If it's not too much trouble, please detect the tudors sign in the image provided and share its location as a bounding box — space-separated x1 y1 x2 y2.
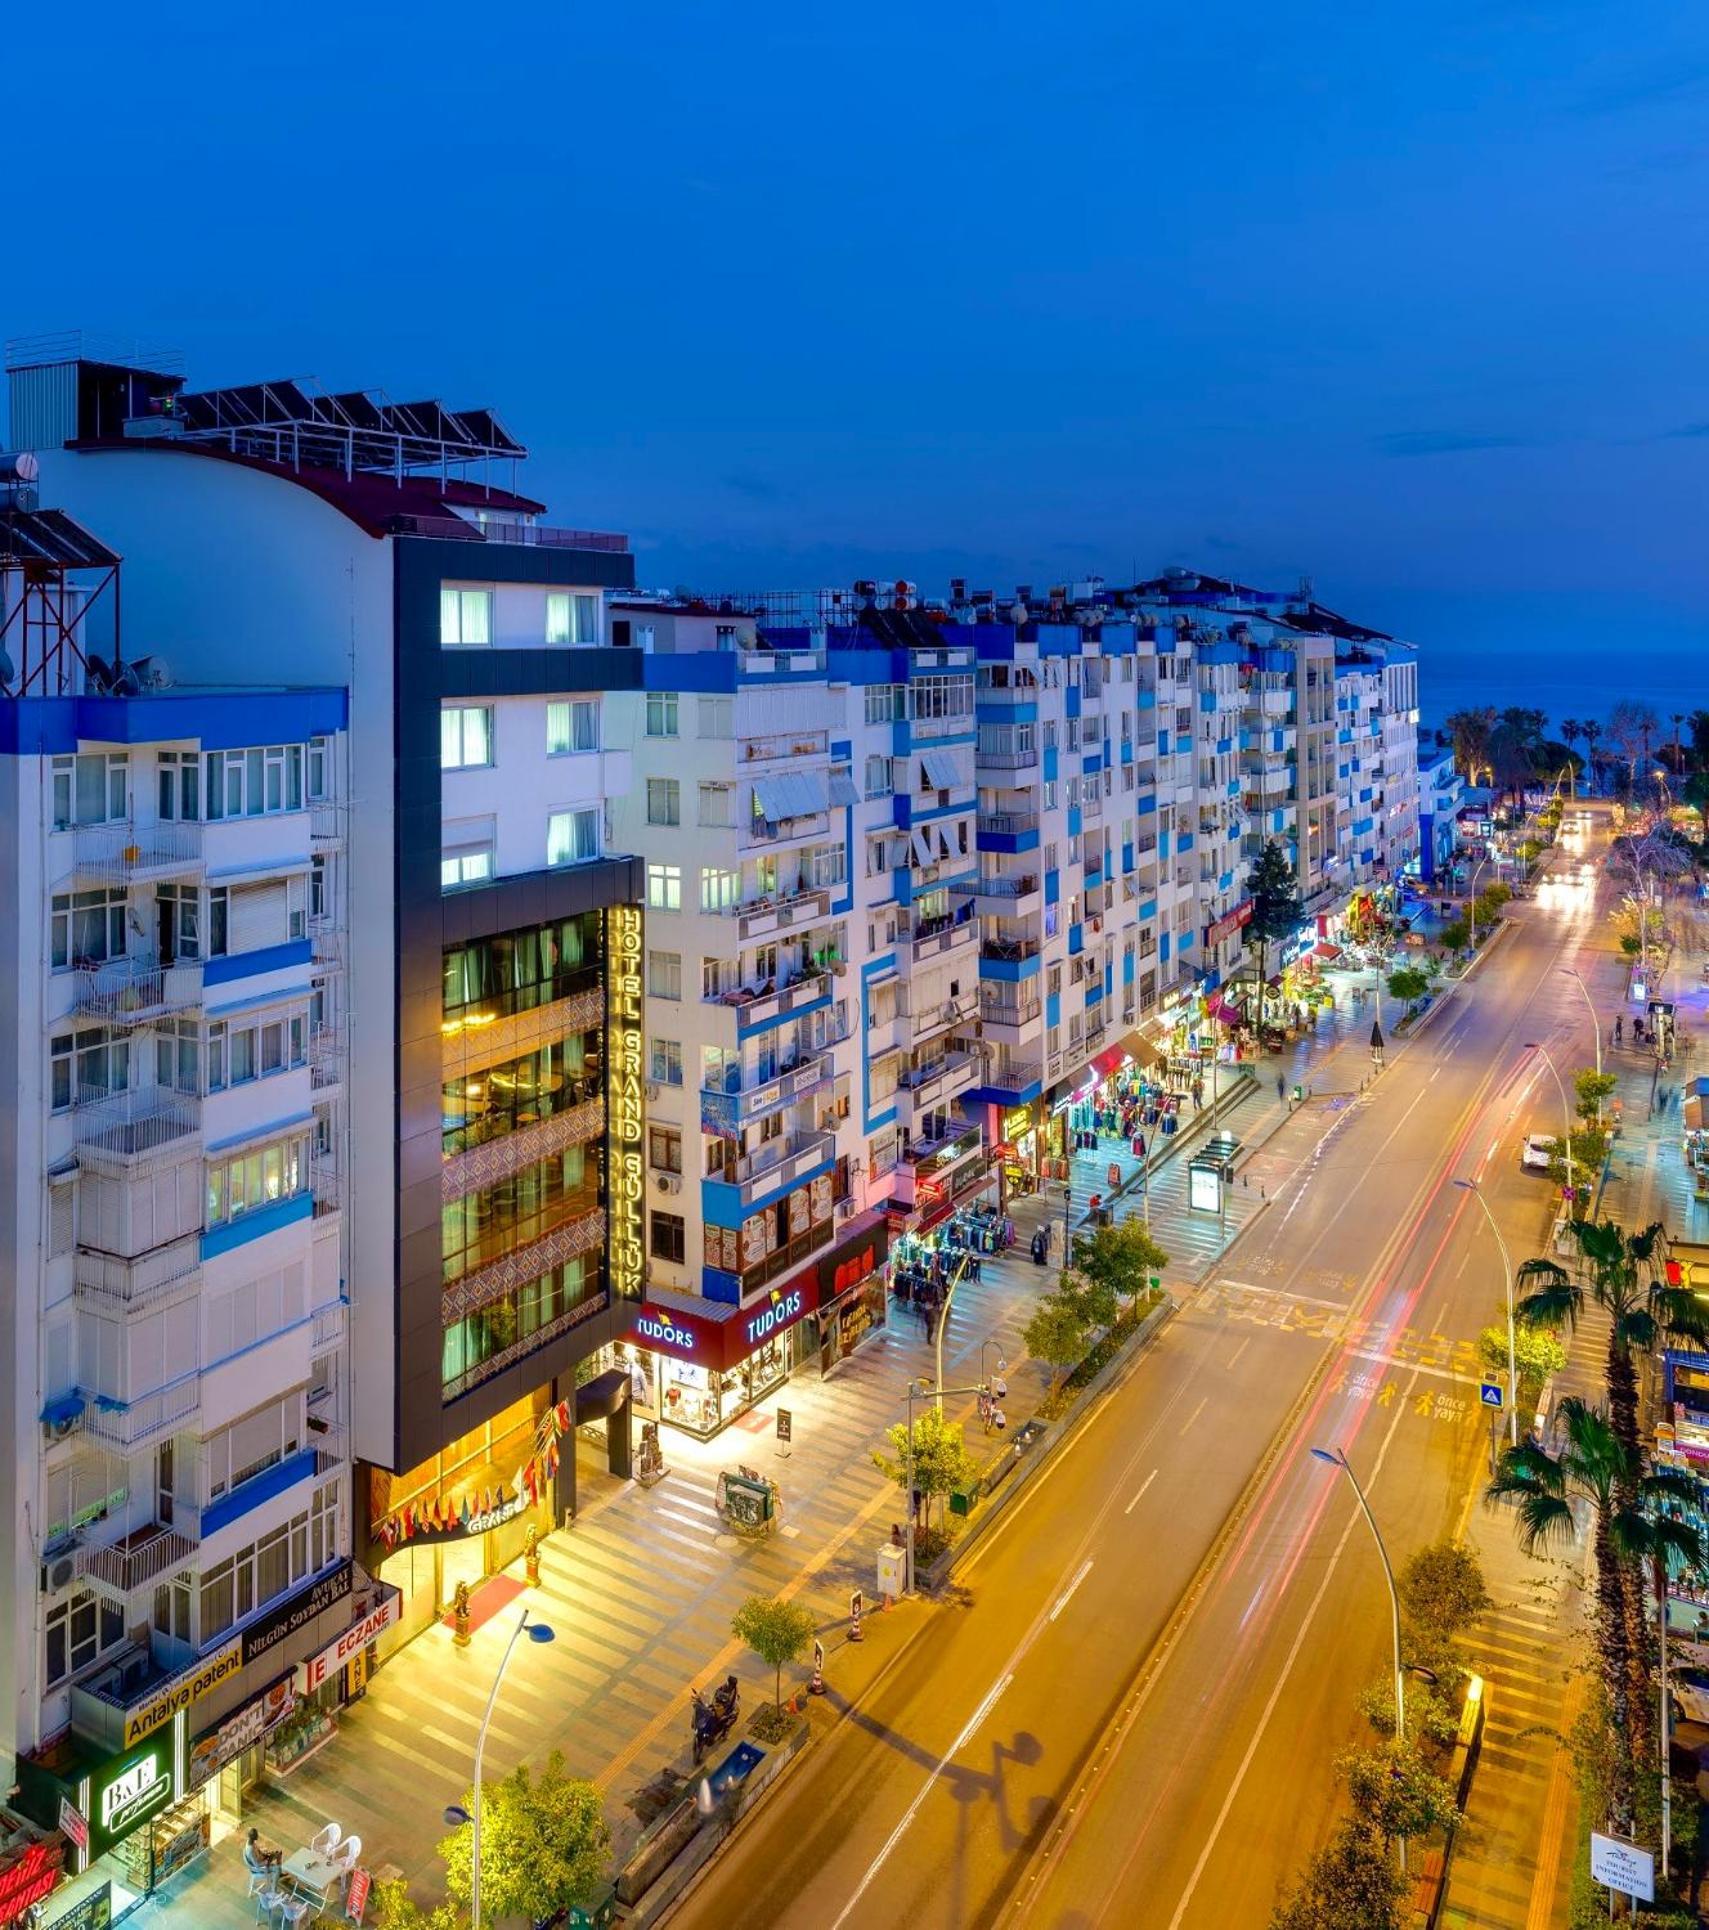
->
241 1560 353 1667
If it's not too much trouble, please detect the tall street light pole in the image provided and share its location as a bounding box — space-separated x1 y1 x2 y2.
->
1524 1040 1576 1214
902 1376 989 1596
1466 856 1490 948
1310 1444 1407 1874
1558 966 1603 1090
444 1608 557 1930
935 1251 972 1415
1454 1178 1518 1448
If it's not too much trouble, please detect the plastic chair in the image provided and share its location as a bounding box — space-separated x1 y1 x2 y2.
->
333 1833 362 1872
278 1897 314 1929
252 1882 285 1924
309 1822 341 1857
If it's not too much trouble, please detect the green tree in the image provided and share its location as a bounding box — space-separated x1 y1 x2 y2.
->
1478 1322 1566 1390
1439 916 1469 951
1337 1739 1463 1845
1398 1540 1490 1643
730 1595 818 1713
1270 1817 1405 1930
1069 1217 1170 1316
1574 1068 1616 1123
1022 1287 1094 1389
1385 964 1431 1011
1444 706 1496 786
1242 839 1304 996
874 1403 982 1532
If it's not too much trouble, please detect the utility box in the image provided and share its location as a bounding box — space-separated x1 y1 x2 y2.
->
948 1483 981 1518
876 1543 905 1601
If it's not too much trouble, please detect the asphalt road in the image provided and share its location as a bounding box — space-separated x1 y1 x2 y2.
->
672 830 1608 1930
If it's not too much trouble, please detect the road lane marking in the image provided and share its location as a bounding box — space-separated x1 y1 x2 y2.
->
1124 1470 1158 1516
1227 1336 1252 1368
1163 1378 1415 1930
1050 1561 1094 1622
1177 1396 1209 1436
831 1672 1014 1930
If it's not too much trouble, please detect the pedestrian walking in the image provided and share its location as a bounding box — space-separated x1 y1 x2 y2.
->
1614 1014 1623 1045
1275 1072 1286 1102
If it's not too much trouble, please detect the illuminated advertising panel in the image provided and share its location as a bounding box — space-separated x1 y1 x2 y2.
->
607 905 646 1304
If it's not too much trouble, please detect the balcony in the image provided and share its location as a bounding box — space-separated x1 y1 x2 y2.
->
965 872 1042 919
73 1087 200 1165
77 1519 200 1594
724 1128 838 1210
911 987 980 1043
980 810 1039 838
74 1236 200 1313
82 1374 200 1452
708 968 835 1032
65 820 204 889
742 811 831 849
892 1048 981 1124
740 729 830 764
310 802 344 845
309 1019 344 1091
976 739 1039 771
979 994 1043 1043
983 1055 1043 1098
702 1046 839 1126
909 914 977 965
311 1156 342 1220
729 884 834 943
71 955 204 1025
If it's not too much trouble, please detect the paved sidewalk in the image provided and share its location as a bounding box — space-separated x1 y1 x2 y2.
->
150 977 1388 1927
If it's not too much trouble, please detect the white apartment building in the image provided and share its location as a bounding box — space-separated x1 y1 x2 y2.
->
1381 656 1422 878
0 478 358 1902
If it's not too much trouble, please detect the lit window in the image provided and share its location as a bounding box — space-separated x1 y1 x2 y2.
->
440 706 493 771
547 809 600 867
646 862 682 910
442 849 493 891
440 587 493 646
700 867 739 912
546 592 600 645
546 700 599 755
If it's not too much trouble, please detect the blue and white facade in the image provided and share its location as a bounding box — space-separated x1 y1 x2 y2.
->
0 616 353 1787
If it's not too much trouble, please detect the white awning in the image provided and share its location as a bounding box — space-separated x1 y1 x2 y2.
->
921 748 971 791
911 826 936 867
829 767 860 808
753 772 829 822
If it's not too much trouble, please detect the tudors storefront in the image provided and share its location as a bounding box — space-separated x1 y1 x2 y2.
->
618 1217 890 1436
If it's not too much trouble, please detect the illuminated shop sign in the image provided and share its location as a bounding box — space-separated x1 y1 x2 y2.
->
607 905 646 1305
121 1634 242 1746
637 1313 696 1352
90 1737 174 1853
743 1288 805 1350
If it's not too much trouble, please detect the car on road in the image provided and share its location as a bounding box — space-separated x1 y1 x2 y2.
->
1521 1132 1555 1172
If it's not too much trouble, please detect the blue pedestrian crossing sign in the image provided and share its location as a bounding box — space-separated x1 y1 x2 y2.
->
1479 1381 1505 1410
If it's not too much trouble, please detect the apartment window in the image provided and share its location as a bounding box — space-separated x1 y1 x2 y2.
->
443 1034 596 1153
1047 1024 1061 1061
44 1590 124 1688
50 889 127 970
199 1481 341 1641
205 1006 306 1092
546 591 600 646
1043 721 1059 752
307 736 330 802
698 782 735 828
648 950 683 1000
206 1398 303 1500
442 848 494 891
649 1126 683 1174
864 755 894 799
647 778 681 827
441 706 494 771
547 808 600 867
157 1017 204 1095
156 751 201 822
865 684 905 724
698 697 734 738
441 587 493 646
207 885 230 956
700 867 739 912
204 746 305 818
646 692 679 738
50 753 129 830
911 675 973 720
650 1212 686 1264
51 1027 131 1110
546 699 599 755
205 1132 309 1228
650 1038 683 1086
646 862 682 910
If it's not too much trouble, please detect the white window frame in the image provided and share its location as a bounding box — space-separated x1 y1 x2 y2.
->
441 586 493 647
440 705 494 771
646 862 682 910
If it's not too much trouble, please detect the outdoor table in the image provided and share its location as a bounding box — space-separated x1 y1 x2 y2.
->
281 1847 344 1909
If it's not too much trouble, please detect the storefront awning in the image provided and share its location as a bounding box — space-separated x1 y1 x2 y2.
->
1312 942 1342 961
1091 1044 1128 1081
625 1274 822 1374
752 772 829 822
1210 998 1244 1027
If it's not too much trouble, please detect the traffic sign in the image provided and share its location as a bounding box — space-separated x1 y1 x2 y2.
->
1479 1381 1505 1410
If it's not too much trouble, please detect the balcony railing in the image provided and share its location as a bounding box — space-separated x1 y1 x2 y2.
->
74 1237 200 1311
743 812 831 847
739 731 829 764
980 810 1039 836
66 820 204 888
311 1159 342 1218
703 1047 839 1123
309 1021 344 1090
724 1128 837 1209
311 1297 349 1349
82 1375 200 1452
707 969 833 1028
970 873 1040 900
310 802 344 843
72 956 204 1024
730 884 834 942
985 1056 1043 1095
981 936 1042 963
77 1521 200 1593
909 916 977 964
976 742 1038 770
980 996 1042 1032
73 1087 201 1163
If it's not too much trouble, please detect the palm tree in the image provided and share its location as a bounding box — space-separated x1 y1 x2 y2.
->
1583 720 1604 794
1487 1399 1649 1828
1443 706 1496 786
1516 1221 1709 1486
1560 717 1582 766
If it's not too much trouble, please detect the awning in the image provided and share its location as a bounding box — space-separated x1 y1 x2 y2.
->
1312 942 1342 961
829 768 860 808
911 826 936 867
921 747 971 791
1211 999 1245 1027
40 1392 85 1428
752 772 829 822
1091 1045 1128 1081
1091 1031 1163 1081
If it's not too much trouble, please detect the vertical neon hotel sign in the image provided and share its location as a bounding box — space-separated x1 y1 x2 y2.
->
608 905 646 1304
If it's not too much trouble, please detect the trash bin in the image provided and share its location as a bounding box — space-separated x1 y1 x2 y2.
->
1291 1083 1305 1103
948 1483 981 1518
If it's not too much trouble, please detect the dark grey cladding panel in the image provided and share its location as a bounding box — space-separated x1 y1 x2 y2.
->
452 856 645 943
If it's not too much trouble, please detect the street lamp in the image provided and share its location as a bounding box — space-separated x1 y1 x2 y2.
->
1557 966 1603 1093
444 1608 557 1930
1523 1040 1576 1210
1309 1444 1408 1873
1454 1177 1518 1447
1466 856 1490 948
934 1250 974 1415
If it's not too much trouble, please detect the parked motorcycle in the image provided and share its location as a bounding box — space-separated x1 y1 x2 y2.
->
691 1675 740 1764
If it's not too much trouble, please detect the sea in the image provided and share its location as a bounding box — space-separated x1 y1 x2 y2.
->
1417 642 1705 744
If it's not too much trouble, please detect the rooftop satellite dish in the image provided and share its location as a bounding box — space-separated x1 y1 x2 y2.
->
0 645 14 691
84 654 114 693
113 667 142 697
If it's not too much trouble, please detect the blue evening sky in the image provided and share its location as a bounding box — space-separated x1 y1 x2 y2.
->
9 1 1707 721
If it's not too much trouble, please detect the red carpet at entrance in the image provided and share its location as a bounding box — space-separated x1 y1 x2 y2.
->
442 1573 525 1637
733 1406 773 1434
